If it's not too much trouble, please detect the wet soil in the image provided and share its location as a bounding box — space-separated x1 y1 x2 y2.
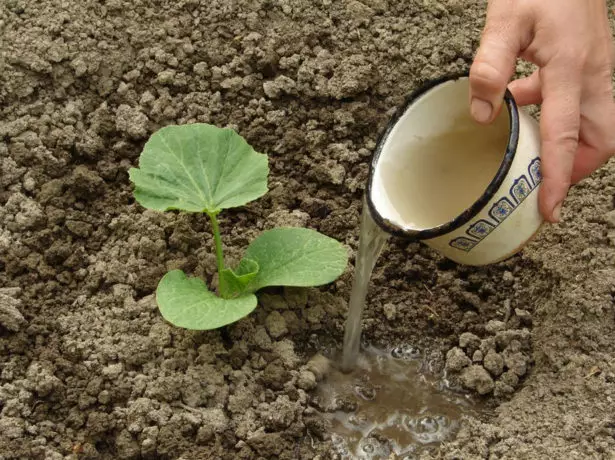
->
316 344 485 458
1 0 615 459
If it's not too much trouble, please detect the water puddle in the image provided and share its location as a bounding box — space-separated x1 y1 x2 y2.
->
316 344 484 459
327 199 484 458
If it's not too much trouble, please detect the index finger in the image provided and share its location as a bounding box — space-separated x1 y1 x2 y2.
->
469 0 529 124
537 63 582 222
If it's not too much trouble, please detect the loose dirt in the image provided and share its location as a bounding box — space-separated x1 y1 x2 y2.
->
1 0 614 459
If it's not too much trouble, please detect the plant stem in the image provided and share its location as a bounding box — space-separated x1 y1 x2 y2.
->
208 212 225 276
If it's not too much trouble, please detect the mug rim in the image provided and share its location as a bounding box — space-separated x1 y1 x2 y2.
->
365 72 520 241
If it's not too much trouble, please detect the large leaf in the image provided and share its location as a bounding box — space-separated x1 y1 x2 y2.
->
156 270 257 330
128 123 269 213
219 258 259 299
243 227 348 292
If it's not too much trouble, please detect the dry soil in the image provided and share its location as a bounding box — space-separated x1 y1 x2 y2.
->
1 0 615 459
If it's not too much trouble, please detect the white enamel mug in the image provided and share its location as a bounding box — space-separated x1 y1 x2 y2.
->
366 74 543 266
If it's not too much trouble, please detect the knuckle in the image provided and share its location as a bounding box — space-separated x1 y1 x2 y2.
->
541 160 572 189
542 171 572 195
590 43 615 74
559 130 580 147
470 59 509 90
555 48 586 72
576 46 591 66
481 18 506 39
543 132 579 157
558 136 579 155
555 176 572 190
546 39 585 68
556 178 572 192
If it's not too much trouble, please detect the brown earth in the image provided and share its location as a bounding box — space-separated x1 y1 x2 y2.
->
1 0 614 459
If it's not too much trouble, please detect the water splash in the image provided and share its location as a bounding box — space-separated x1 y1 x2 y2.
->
318 345 483 458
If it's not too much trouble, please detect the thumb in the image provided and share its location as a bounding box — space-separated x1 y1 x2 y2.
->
470 2 530 124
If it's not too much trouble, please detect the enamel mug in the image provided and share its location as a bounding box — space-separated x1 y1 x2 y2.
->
366 73 543 266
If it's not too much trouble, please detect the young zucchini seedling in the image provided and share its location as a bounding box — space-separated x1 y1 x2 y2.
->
128 123 348 330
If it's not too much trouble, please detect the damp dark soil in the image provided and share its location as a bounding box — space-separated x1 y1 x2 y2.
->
1 1 615 459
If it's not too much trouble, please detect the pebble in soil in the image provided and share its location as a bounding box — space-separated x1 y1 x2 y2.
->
314 344 485 459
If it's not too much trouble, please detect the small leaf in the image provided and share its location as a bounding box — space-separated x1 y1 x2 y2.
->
128 123 269 213
219 258 259 299
156 270 257 330
242 227 348 292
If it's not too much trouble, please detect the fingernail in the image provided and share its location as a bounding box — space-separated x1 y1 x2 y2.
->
471 98 493 124
552 203 562 222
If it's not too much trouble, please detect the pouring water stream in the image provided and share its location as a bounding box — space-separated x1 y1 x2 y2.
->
340 200 389 372
331 200 478 458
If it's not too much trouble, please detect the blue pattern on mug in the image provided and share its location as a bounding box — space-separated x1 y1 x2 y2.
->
448 156 542 252
489 197 515 222
450 237 478 251
528 158 542 187
510 175 532 204
467 219 495 239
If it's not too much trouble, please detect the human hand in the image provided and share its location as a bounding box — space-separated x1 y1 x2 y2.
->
469 0 615 222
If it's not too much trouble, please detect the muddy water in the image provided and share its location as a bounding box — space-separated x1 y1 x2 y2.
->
340 203 389 372
321 345 483 458
334 202 483 457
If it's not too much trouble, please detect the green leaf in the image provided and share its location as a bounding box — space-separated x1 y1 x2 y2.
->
156 269 257 330
242 227 348 292
128 123 269 213
219 258 259 299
